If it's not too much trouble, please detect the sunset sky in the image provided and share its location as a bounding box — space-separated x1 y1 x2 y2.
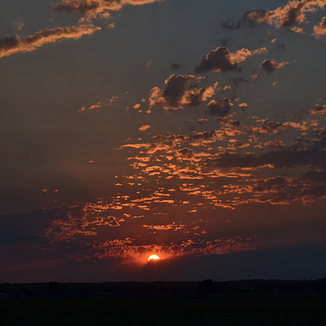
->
1 0 326 282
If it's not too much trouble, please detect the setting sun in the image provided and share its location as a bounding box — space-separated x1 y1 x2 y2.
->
148 254 160 262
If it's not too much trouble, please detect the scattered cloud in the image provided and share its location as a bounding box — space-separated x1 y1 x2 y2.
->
223 0 326 30
206 98 233 117
195 47 267 74
260 59 289 74
79 92 127 112
313 16 326 37
144 59 152 68
148 74 218 110
309 104 326 114
170 63 182 71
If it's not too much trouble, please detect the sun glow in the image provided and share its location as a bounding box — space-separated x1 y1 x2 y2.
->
148 254 160 261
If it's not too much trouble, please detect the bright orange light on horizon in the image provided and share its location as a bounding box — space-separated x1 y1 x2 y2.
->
148 254 160 261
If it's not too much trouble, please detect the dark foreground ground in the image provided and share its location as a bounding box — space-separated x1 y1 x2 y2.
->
1 279 326 325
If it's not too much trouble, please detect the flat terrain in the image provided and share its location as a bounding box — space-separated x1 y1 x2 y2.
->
1 295 326 325
1 280 326 325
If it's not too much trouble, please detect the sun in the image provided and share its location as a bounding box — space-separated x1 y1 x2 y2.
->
148 254 160 262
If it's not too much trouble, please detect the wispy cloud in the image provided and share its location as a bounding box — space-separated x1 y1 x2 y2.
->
79 92 127 112
223 0 326 30
0 23 100 58
53 0 164 17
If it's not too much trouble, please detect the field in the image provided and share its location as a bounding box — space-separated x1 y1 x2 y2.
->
1 294 326 326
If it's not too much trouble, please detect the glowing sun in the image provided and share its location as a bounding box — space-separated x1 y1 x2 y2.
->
148 254 160 262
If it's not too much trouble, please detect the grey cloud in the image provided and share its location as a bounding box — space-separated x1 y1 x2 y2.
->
210 148 326 169
260 59 288 74
148 74 218 110
206 98 233 117
195 47 266 74
195 47 239 74
170 63 182 71
223 0 326 30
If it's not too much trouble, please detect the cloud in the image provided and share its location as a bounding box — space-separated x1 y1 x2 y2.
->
170 63 182 71
260 59 289 74
223 0 326 29
195 47 266 74
79 92 127 112
0 23 100 58
148 74 218 110
139 124 151 131
206 98 233 117
309 104 326 114
53 0 163 17
313 16 326 37
210 147 326 169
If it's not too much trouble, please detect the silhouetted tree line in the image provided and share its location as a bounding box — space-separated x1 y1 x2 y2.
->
1 278 326 300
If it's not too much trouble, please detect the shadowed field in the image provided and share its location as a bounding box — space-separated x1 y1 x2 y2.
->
1 280 326 325
1 295 326 325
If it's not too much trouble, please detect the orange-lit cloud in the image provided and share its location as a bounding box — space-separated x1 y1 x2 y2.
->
91 236 256 262
195 47 267 74
0 23 100 58
260 59 289 74
53 0 164 17
79 92 127 112
309 104 326 114
313 16 326 37
223 0 326 29
148 74 218 110
139 124 151 131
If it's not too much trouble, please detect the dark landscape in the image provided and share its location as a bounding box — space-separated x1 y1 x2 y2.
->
1 279 326 325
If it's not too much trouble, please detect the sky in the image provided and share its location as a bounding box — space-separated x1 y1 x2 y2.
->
0 0 326 283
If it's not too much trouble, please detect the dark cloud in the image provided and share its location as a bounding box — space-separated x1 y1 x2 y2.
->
170 63 182 71
222 9 270 30
206 98 233 117
148 74 218 110
230 77 249 87
195 47 266 74
260 59 288 74
210 147 326 169
223 0 326 30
